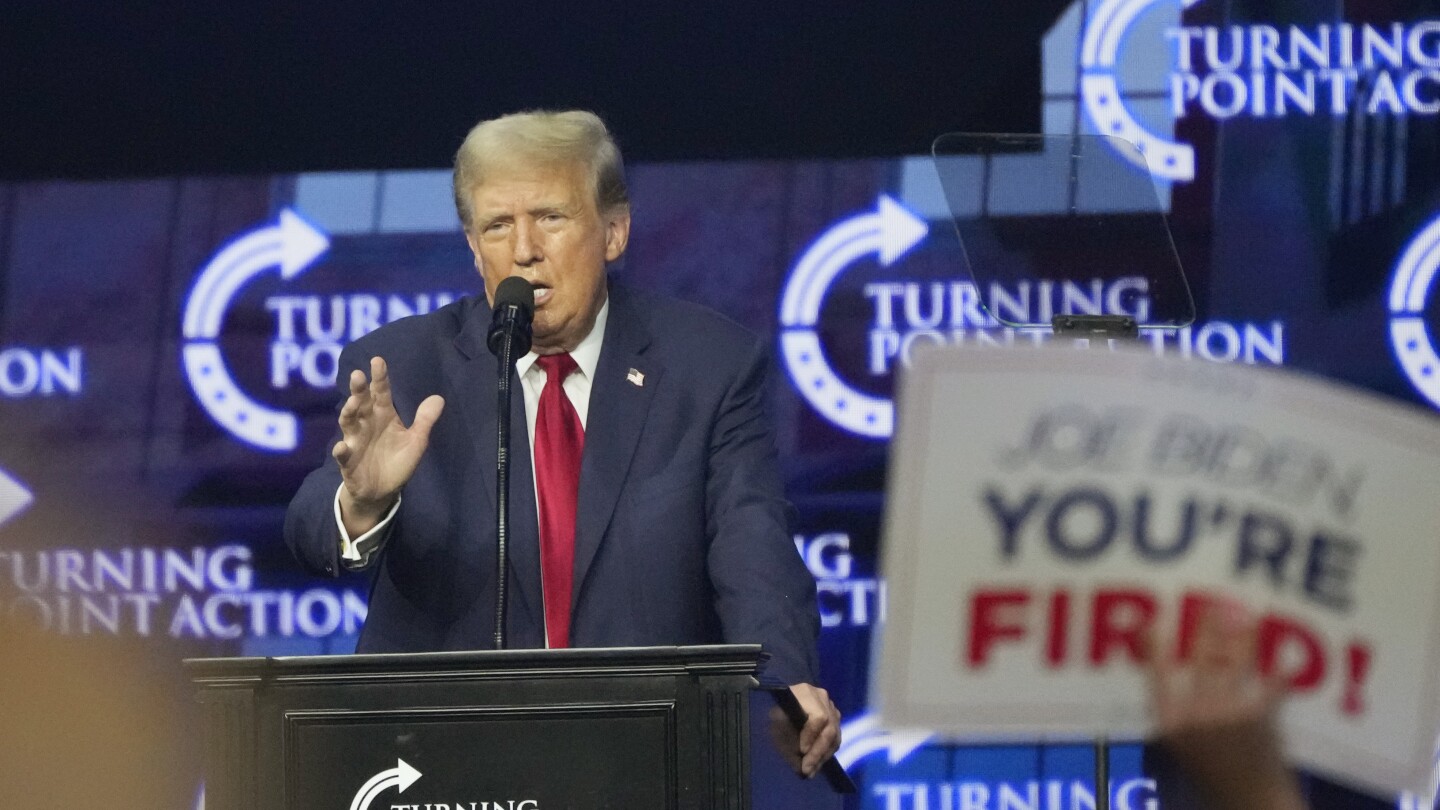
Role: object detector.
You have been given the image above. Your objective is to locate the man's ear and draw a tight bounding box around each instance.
[604,208,631,262]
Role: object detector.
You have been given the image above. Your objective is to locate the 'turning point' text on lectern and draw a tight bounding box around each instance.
[187,645,763,810]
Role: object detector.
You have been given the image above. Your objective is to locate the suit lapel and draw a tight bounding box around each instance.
[447,300,544,637]
[573,286,661,604]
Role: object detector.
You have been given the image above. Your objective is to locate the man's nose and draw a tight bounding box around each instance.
[512,219,542,266]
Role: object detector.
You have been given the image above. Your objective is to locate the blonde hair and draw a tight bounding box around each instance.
[452,109,629,229]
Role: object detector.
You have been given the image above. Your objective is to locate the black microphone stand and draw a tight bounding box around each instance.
[493,332,516,650]
[487,278,533,650]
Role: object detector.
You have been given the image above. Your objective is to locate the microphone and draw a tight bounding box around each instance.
[487,276,535,358]
[487,276,534,650]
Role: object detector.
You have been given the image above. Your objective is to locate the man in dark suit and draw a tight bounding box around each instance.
[284,109,840,776]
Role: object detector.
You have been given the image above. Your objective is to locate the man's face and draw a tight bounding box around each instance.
[464,160,630,355]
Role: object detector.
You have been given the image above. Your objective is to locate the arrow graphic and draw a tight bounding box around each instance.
[0,466,32,528]
[778,195,928,438]
[183,209,329,339]
[349,759,422,810]
[779,195,927,327]
[181,208,329,452]
[834,713,933,771]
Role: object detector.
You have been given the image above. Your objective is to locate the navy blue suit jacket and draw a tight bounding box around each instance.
[284,283,820,686]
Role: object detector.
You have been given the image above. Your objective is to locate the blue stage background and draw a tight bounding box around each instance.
[4,2,1440,808]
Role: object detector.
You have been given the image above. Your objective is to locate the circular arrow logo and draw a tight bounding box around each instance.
[778,196,928,439]
[1388,212,1440,409]
[1080,0,1200,182]
[181,208,330,452]
[350,759,422,810]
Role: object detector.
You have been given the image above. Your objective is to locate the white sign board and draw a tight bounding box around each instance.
[874,344,1440,798]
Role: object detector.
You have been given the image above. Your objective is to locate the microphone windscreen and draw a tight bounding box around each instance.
[487,276,535,358]
[493,276,535,316]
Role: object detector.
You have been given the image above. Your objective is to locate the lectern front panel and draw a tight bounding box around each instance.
[286,704,674,809]
[188,646,763,810]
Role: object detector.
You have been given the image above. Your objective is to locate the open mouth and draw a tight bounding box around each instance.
[531,284,554,306]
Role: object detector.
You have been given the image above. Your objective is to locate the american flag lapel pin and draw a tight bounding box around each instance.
[626,368,645,387]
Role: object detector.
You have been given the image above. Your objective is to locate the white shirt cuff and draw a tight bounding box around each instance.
[334,485,401,567]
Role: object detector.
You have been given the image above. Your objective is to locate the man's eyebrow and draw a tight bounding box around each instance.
[474,210,511,226]
[529,202,576,216]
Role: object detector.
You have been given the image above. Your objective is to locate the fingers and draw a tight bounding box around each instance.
[798,712,821,758]
[1192,602,1255,701]
[767,705,803,773]
[799,720,833,776]
[369,356,393,413]
[801,711,841,776]
[335,357,443,442]
[790,684,842,778]
[339,368,371,435]
[336,362,381,474]
[1142,627,1180,730]
[410,395,446,441]
[330,356,439,500]
[338,358,405,439]
[1148,596,1281,743]
[349,365,369,396]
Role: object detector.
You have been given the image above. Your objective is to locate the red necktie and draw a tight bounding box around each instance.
[534,353,584,648]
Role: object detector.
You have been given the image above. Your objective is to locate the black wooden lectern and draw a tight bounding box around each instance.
[187,645,763,810]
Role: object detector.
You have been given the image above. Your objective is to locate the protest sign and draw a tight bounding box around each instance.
[874,343,1440,797]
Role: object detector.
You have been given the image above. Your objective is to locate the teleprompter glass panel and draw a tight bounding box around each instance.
[931,133,1195,331]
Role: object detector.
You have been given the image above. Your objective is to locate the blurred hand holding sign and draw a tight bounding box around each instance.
[874,343,1440,798]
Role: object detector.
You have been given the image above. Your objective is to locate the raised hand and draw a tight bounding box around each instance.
[1145,601,1308,810]
[333,356,444,537]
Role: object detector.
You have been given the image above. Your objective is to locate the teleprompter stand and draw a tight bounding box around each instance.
[927,132,1198,810]
[187,645,764,810]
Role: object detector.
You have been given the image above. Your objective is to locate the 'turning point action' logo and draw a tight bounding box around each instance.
[181,209,330,452]
[779,196,929,439]
[1081,0,1440,181]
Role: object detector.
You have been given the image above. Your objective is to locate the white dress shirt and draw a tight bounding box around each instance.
[335,299,609,565]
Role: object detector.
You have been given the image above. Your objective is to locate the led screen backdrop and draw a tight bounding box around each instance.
[4,1,1440,808]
